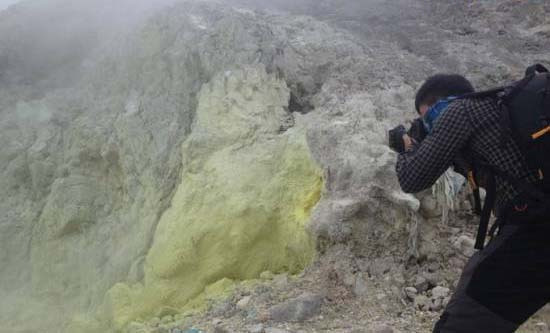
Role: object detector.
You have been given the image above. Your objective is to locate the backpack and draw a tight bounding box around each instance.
[460,64,550,249]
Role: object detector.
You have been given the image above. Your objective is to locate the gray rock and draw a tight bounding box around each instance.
[430,297,444,312]
[237,296,252,309]
[210,300,236,318]
[273,273,289,288]
[213,327,228,333]
[431,286,450,299]
[269,292,323,322]
[264,328,290,333]
[368,257,395,277]
[353,273,370,297]
[247,323,264,333]
[343,271,357,288]
[374,325,394,333]
[414,295,430,311]
[413,276,429,293]
[404,287,418,300]
[453,235,476,257]
[260,271,274,280]
[534,322,548,332]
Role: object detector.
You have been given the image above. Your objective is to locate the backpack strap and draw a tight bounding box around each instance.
[467,169,482,214]
[544,74,550,126]
[457,87,506,100]
[474,172,496,250]
[525,64,549,76]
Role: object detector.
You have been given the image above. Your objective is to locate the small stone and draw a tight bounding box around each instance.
[448,257,465,269]
[273,273,289,288]
[212,318,223,325]
[422,272,441,288]
[535,322,548,331]
[260,271,274,280]
[414,276,429,293]
[404,287,418,300]
[264,328,290,333]
[353,273,369,297]
[453,235,475,257]
[431,286,450,299]
[158,325,171,333]
[430,298,443,311]
[127,322,147,333]
[343,271,356,287]
[369,257,395,277]
[247,323,264,333]
[245,307,258,321]
[268,292,323,322]
[210,300,236,318]
[420,195,439,218]
[392,272,406,286]
[374,325,394,333]
[213,326,228,333]
[390,286,400,298]
[150,317,161,326]
[461,200,472,211]
[376,293,386,300]
[427,262,440,273]
[414,295,430,311]
[183,329,204,333]
[237,296,252,309]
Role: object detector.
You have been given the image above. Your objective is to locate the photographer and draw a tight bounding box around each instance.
[389,73,550,333]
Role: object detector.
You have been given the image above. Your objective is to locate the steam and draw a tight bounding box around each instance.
[0,0,19,10]
[0,0,182,91]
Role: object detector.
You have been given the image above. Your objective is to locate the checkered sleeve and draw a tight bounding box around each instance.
[396,100,473,193]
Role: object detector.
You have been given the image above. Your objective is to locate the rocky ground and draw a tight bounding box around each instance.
[126,205,549,333]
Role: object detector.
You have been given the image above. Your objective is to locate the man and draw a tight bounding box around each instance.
[392,74,550,332]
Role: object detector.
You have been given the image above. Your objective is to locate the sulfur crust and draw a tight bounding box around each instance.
[99,66,323,331]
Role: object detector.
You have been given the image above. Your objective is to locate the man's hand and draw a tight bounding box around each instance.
[402,133,414,151]
[389,122,423,153]
[389,125,407,153]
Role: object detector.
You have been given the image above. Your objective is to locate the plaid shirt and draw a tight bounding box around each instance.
[396,97,540,215]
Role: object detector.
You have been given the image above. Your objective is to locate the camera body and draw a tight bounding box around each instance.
[389,118,427,153]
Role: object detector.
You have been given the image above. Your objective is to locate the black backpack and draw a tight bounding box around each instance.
[460,64,550,249]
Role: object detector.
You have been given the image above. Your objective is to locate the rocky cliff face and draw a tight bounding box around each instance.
[0,1,548,332]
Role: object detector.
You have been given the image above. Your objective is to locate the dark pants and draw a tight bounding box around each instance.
[434,215,550,332]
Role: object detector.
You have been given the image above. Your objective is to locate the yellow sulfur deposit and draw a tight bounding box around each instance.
[102,66,323,330]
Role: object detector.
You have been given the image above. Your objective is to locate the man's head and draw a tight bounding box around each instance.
[415,74,474,116]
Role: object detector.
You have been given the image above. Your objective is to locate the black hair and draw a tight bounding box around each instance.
[414,74,474,112]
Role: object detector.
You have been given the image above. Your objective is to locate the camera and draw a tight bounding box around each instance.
[389,118,428,153]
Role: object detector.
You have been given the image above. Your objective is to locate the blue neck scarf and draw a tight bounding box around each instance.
[422,96,457,133]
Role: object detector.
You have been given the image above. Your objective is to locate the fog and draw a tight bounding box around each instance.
[0,0,413,96]
[0,0,19,10]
